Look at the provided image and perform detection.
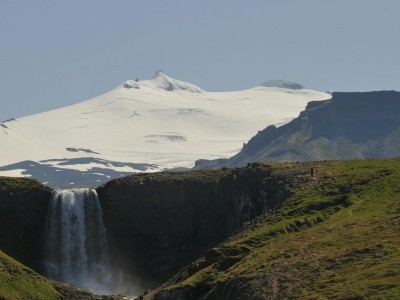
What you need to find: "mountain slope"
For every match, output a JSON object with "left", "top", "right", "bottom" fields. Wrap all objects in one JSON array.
[
  {"left": 0, "top": 250, "right": 60, "bottom": 300},
  {"left": 0, "top": 250, "right": 124, "bottom": 300},
  {"left": 0, "top": 72, "right": 329, "bottom": 187},
  {"left": 148, "top": 159, "right": 400, "bottom": 299},
  {"left": 195, "top": 91, "right": 400, "bottom": 169}
]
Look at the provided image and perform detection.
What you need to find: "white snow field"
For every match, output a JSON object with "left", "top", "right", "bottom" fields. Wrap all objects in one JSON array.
[{"left": 0, "top": 71, "right": 331, "bottom": 187}]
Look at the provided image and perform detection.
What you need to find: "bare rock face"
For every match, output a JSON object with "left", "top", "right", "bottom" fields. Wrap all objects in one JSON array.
[
  {"left": 97, "top": 164, "right": 290, "bottom": 284},
  {"left": 260, "top": 79, "right": 304, "bottom": 90},
  {"left": 195, "top": 91, "right": 400, "bottom": 169},
  {"left": 0, "top": 177, "right": 52, "bottom": 271}
]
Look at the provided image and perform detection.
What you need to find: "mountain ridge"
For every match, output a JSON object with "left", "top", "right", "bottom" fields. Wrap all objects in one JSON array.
[
  {"left": 260, "top": 79, "right": 304, "bottom": 90},
  {"left": 194, "top": 90, "right": 400, "bottom": 169},
  {"left": 122, "top": 71, "right": 204, "bottom": 93},
  {"left": 0, "top": 72, "right": 330, "bottom": 187}
]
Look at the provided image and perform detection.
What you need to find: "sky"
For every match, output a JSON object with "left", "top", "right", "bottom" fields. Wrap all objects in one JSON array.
[{"left": 1, "top": 0, "right": 400, "bottom": 121}]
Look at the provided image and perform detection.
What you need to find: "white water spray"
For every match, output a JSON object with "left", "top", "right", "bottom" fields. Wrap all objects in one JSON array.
[{"left": 44, "top": 188, "right": 112, "bottom": 294}]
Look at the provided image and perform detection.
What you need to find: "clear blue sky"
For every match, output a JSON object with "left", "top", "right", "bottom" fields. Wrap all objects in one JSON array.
[{"left": 1, "top": 0, "right": 399, "bottom": 120}]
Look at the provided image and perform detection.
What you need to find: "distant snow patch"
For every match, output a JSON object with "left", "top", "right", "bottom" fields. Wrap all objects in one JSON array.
[
  {"left": 0, "top": 168, "right": 27, "bottom": 177},
  {"left": 0, "top": 159, "right": 160, "bottom": 188}
]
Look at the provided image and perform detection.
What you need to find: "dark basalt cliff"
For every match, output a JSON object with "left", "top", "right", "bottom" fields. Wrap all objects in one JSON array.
[
  {"left": 195, "top": 91, "right": 400, "bottom": 169},
  {"left": 0, "top": 165, "right": 296, "bottom": 294},
  {"left": 2, "top": 160, "right": 399, "bottom": 299},
  {"left": 147, "top": 159, "right": 400, "bottom": 300},
  {"left": 96, "top": 165, "right": 291, "bottom": 285},
  {"left": 0, "top": 177, "right": 52, "bottom": 272}
]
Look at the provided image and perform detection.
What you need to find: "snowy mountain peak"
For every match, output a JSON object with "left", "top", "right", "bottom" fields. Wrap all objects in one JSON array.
[
  {"left": 123, "top": 71, "right": 204, "bottom": 93},
  {"left": 0, "top": 73, "right": 331, "bottom": 187},
  {"left": 260, "top": 80, "right": 304, "bottom": 90}
]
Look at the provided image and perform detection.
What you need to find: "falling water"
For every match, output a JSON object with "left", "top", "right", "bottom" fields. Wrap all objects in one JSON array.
[{"left": 44, "top": 188, "right": 112, "bottom": 294}]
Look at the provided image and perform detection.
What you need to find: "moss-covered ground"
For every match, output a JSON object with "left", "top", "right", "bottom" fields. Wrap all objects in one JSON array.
[
  {"left": 0, "top": 249, "right": 127, "bottom": 300},
  {"left": 158, "top": 159, "right": 400, "bottom": 299},
  {"left": 0, "top": 250, "right": 60, "bottom": 300}
]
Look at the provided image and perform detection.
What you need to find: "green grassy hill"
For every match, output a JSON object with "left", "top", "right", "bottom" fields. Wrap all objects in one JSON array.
[
  {"left": 151, "top": 159, "right": 400, "bottom": 299},
  {"left": 0, "top": 250, "right": 60, "bottom": 300},
  {"left": 0, "top": 250, "right": 125, "bottom": 300}
]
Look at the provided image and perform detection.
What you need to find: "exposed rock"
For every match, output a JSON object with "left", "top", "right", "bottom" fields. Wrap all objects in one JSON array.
[
  {"left": 150, "top": 159, "right": 400, "bottom": 299},
  {"left": 0, "top": 176, "right": 52, "bottom": 272},
  {"left": 97, "top": 165, "right": 291, "bottom": 285},
  {"left": 195, "top": 91, "right": 400, "bottom": 169},
  {"left": 260, "top": 79, "right": 304, "bottom": 90}
]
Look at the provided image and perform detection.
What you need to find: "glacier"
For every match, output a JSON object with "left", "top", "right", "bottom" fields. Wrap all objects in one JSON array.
[{"left": 0, "top": 71, "right": 331, "bottom": 187}]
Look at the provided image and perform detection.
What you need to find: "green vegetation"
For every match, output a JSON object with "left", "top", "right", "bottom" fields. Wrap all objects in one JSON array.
[
  {"left": 160, "top": 159, "right": 400, "bottom": 299},
  {"left": 0, "top": 250, "right": 125, "bottom": 300},
  {"left": 0, "top": 250, "right": 60, "bottom": 300},
  {"left": 0, "top": 176, "right": 49, "bottom": 192}
]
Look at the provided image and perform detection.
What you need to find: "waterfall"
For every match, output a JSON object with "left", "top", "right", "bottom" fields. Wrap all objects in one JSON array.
[{"left": 44, "top": 188, "right": 112, "bottom": 294}]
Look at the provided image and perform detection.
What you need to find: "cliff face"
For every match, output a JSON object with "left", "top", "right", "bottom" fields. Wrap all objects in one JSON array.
[
  {"left": 149, "top": 159, "right": 400, "bottom": 300},
  {"left": 0, "top": 177, "right": 52, "bottom": 272},
  {"left": 0, "top": 165, "right": 293, "bottom": 291},
  {"left": 97, "top": 165, "right": 291, "bottom": 284},
  {"left": 195, "top": 91, "right": 400, "bottom": 169}
]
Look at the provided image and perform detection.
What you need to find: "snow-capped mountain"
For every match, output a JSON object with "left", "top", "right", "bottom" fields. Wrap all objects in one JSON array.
[
  {"left": 194, "top": 91, "right": 400, "bottom": 169},
  {"left": 0, "top": 71, "right": 331, "bottom": 187}
]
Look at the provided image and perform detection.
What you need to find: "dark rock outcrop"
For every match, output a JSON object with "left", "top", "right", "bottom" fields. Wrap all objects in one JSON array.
[
  {"left": 0, "top": 176, "right": 52, "bottom": 272},
  {"left": 97, "top": 165, "right": 290, "bottom": 285},
  {"left": 195, "top": 91, "right": 400, "bottom": 169}
]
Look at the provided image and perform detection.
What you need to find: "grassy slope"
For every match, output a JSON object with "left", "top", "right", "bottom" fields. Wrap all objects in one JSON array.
[
  {"left": 0, "top": 251, "right": 124, "bottom": 300},
  {"left": 0, "top": 250, "right": 60, "bottom": 300},
  {"left": 156, "top": 159, "right": 400, "bottom": 299}
]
